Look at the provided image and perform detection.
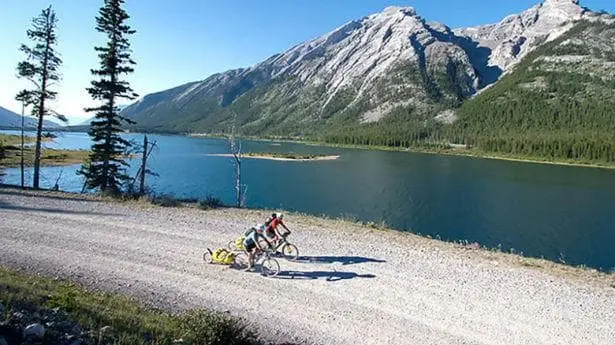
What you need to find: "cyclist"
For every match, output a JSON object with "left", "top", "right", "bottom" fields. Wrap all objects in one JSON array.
[
  {"left": 243, "top": 225, "right": 271, "bottom": 270},
  {"left": 264, "top": 212, "right": 291, "bottom": 246}
]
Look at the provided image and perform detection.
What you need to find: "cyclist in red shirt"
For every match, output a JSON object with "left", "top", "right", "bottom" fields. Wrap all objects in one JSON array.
[{"left": 264, "top": 212, "right": 291, "bottom": 246}]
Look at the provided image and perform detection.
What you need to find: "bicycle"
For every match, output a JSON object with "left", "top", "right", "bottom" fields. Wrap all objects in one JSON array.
[
  {"left": 260, "top": 232, "right": 299, "bottom": 261},
  {"left": 252, "top": 249, "right": 281, "bottom": 277}
]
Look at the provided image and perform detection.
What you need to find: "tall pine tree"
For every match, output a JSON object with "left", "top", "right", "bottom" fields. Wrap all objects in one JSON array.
[
  {"left": 16, "top": 6, "right": 63, "bottom": 189},
  {"left": 79, "top": 0, "right": 138, "bottom": 193}
]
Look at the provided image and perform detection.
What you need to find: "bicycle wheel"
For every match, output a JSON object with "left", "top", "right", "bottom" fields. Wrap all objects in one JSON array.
[
  {"left": 203, "top": 250, "right": 213, "bottom": 264},
  {"left": 227, "top": 240, "right": 237, "bottom": 251},
  {"left": 281, "top": 243, "right": 299, "bottom": 261},
  {"left": 232, "top": 252, "right": 249, "bottom": 270},
  {"left": 260, "top": 258, "right": 280, "bottom": 277}
]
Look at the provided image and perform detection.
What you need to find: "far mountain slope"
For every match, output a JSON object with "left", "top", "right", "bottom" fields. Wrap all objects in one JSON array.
[
  {"left": 0, "top": 106, "right": 62, "bottom": 129},
  {"left": 122, "top": 6, "right": 483, "bottom": 135}
]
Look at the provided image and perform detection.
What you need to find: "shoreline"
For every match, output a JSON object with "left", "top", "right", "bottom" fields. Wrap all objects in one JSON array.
[
  {"left": 301, "top": 141, "right": 615, "bottom": 170},
  {"left": 19, "top": 130, "right": 614, "bottom": 170},
  {"left": 2, "top": 185, "right": 613, "bottom": 280},
  {"left": 190, "top": 133, "right": 615, "bottom": 170}
]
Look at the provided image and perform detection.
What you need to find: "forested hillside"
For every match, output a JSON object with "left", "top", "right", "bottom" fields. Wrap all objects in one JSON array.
[
  {"left": 449, "top": 20, "right": 615, "bottom": 163},
  {"left": 322, "top": 20, "right": 615, "bottom": 164}
]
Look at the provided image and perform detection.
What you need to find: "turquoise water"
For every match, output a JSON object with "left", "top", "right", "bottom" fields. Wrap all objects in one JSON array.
[{"left": 2, "top": 130, "right": 615, "bottom": 271}]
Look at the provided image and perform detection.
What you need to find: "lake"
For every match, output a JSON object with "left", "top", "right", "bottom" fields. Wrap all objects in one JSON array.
[{"left": 2, "top": 130, "right": 615, "bottom": 271}]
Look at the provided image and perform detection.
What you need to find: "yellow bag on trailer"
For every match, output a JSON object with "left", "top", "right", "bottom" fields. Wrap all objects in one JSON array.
[
  {"left": 212, "top": 248, "right": 236, "bottom": 265},
  {"left": 234, "top": 236, "right": 246, "bottom": 251}
]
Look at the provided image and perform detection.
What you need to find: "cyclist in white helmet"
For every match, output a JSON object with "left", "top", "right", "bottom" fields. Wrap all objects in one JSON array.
[
  {"left": 264, "top": 212, "right": 291, "bottom": 246},
  {"left": 243, "top": 225, "right": 271, "bottom": 270}
]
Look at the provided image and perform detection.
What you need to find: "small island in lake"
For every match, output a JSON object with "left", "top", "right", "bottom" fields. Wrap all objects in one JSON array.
[{"left": 208, "top": 152, "right": 340, "bottom": 161}]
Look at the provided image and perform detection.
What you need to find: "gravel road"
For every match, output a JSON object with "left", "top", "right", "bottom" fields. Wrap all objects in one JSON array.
[{"left": 1, "top": 187, "right": 614, "bottom": 345}]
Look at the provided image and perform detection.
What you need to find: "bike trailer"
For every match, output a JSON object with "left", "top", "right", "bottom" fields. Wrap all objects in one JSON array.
[{"left": 212, "top": 248, "right": 236, "bottom": 265}]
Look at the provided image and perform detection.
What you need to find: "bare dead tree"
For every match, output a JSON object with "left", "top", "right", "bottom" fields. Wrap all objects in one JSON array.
[
  {"left": 139, "top": 135, "right": 148, "bottom": 194},
  {"left": 130, "top": 134, "right": 158, "bottom": 195},
  {"left": 229, "top": 126, "right": 243, "bottom": 208}
]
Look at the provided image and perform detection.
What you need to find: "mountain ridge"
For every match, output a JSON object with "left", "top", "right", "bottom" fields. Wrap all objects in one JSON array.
[
  {"left": 122, "top": 5, "right": 483, "bottom": 132},
  {"left": 120, "top": 0, "right": 614, "bottom": 161},
  {"left": 0, "top": 106, "right": 62, "bottom": 129}
]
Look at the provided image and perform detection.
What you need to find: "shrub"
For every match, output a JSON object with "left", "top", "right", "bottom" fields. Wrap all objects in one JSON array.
[
  {"left": 150, "top": 193, "right": 182, "bottom": 207},
  {"left": 180, "top": 310, "right": 258, "bottom": 345},
  {"left": 199, "top": 194, "right": 224, "bottom": 210}
]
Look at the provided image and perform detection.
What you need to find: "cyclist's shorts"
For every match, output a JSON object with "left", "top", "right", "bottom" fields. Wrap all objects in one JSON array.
[{"left": 244, "top": 237, "right": 256, "bottom": 251}]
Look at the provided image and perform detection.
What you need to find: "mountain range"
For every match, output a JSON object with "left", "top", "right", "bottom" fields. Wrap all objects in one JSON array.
[
  {"left": 0, "top": 106, "right": 62, "bottom": 130},
  {"left": 120, "top": 0, "right": 615, "bottom": 162}
]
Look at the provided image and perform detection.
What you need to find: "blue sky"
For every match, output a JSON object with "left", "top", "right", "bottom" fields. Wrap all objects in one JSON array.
[{"left": 1, "top": 0, "right": 614, "bottom": 124}]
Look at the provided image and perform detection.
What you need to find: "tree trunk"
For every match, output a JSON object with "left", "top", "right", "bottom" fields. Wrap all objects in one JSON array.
[
  {"left": 32, "top": 99, "right": 45, "bottom": 189},
  {"left": 102, "top": 97, "right": 114, "bottom": 192},
  {"left": 235, "top": 159, "right": 241, "bottom": 208},
  {"left": 139, "top": 135, "right": 147, "bottom": 194},
  {"left": 20, "top": 101, "right": 25, "bottom": 189}
]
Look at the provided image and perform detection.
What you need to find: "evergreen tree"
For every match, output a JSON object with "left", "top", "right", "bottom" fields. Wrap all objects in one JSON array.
[
  {"left": 16, "top": 6, "right": 63, "bottom": 189},
  {"left": 79, "top": 0, "right": 138, "bottom": 193}
]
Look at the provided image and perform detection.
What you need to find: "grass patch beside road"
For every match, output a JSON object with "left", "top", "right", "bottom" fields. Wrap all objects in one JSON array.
[{"left": 0, "top": 267, "right": 272, "bottom": 345}]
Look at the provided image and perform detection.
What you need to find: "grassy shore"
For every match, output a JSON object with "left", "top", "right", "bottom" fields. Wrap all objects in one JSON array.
[
  {"left": 0, "top": 266, "right": 269, "bottom": 345},
  {"left": 0, "top": 134, "right": 89, "bottom": 168}
]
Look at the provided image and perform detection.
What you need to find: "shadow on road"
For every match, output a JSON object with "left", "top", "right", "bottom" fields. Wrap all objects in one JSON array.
[
  {"left": 295, "top": 255, "right": 386, "bottom": 265},
  {"left": 275, "top": 270, "right": 376, "bottom": 282},
  {"left": 0, "top": 200, "right": 120, "bottom": 217},
  {"left": 0, "top": 186, "right": 101, "bottom": 203}
]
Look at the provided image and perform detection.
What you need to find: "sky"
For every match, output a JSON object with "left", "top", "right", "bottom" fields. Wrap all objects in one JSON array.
[{"left": 1, "top": 0, "right": 614, "bottom": 125}]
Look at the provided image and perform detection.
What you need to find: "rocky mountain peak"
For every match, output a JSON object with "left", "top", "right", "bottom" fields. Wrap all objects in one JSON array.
[
  {"left": 380, "top": 6, "right": 418, "bottom": 17},
  {"left": 453, "top": 0, "right": 588, "bottom": 73},
  {"left": 542, "top": 0, "right": 580, "bottom": 7},
  {"left": 538, "top": 0, "right": 585, "bottom": 20}
]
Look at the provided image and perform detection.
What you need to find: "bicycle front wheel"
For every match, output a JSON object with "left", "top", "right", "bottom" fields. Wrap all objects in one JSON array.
[
  {"left": 260, "top": 258, "right": 280, "bottom": 277},
  {"left": 281, "top": 243, "right": 299, "bottom": 261}
]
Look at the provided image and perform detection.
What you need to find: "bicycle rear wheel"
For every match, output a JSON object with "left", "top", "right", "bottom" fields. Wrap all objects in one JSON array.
[
  {"left": 260, "top": 258, "right": 280, "bottom": 277},
  {"left": 281, "top": 243, "right": 299, "bottom": 261}
]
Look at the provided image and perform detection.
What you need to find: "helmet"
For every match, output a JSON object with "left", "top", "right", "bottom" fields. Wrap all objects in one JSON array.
[
  {"left": 255, "top": 224, "right": 266, "bottom": 233},
  {"left": 276, "top": 212, "right": 284, "bottom": 220}
]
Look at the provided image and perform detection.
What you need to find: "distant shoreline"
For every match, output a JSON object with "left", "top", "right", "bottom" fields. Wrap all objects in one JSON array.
[
  {"left": 193, "top": 133, "right": 615, "bottom": 170},
  {"left": 11, "top": 130, "right": 614, "bottom": 170}
]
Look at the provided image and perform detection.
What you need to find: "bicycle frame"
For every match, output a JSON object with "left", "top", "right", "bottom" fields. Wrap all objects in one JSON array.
[{"left": 269, "top": 232, "right": 291, "bottom": 251}]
